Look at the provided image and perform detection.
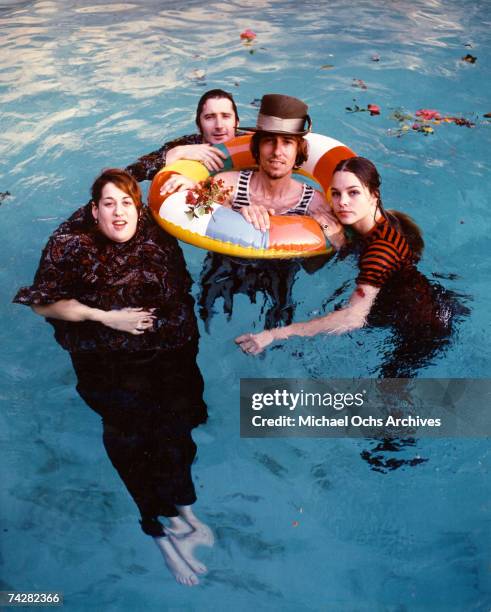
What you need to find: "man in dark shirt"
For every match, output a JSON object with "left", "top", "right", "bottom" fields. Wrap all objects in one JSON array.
[{"left": 125, "top": 88, "right": 240, "bottom": 182}]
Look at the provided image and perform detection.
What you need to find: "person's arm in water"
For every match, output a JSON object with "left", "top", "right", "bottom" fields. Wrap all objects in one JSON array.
[
  {"left": 235, "top": 284, "right": 379, "bottom": 354},
  {"left": 32, "top": 300, "right": 156, "bottom": 336}
]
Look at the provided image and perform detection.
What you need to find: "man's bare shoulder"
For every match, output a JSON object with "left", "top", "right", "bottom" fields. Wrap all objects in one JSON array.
[{"left": 309, "top": 188, "right": 329, "bottom": 212}]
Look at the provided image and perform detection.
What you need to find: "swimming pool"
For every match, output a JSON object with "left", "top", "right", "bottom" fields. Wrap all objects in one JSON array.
[{"left": 1, "top": 0, "right": 490, "bottom": 609}]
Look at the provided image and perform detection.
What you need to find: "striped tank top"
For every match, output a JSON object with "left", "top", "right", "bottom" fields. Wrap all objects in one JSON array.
[{"left": 231, "top": 169, "right": 314, "bottom": 216}]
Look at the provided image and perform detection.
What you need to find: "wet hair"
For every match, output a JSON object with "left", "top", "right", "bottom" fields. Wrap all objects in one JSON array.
[
  {"left": 250, "top": 132, "right": 309, "bottom": 169},
  {"left": 333, "top": 156, "right": 424, "bottom": 259},
  {"left": 334, "top": 157, "right": 382, "bottom": 200},
  {"left": 195, "top": 89, "right": 239, "bottom": 131},
  {"left": 91, "top": 168, "right": 143, "bottom": 209},
  {"left": 384, "top": 210, "right": 425, "bottom": 261}
]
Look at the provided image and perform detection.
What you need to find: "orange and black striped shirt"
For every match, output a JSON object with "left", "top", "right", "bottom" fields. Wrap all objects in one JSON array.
[{"left": 356, "top": 219, "right": 414, "bottom": 288}]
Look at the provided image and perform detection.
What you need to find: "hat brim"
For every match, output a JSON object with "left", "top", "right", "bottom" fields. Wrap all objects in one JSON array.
[
  {"left": 242, "top": 114, "right": 312, "bottom": 137},
  {"left": 241, "top": 127, "right": 311, "bottom": 136}
]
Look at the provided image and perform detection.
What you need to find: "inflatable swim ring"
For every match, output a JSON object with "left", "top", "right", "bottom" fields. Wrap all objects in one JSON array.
[{"left": 148, "top": 133, "right": 355, "bottom": 259}]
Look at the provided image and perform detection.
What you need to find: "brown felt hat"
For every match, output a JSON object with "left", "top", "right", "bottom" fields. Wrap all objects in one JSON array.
[{"left": 244, "top": 93, "right": 312, "bottom": 136}]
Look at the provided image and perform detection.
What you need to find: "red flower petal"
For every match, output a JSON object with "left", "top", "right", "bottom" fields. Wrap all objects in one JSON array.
[
  {"left": 240, "top": 29, "right": 257, "bottom": 40},
  {"left": 367, "top": 104, "right": 380, "bottom": 115}
]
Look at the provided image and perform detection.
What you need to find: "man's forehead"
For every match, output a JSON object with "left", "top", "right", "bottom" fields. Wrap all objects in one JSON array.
[{"left": 200, "top": 97, "right": 234, "bottom": 114}]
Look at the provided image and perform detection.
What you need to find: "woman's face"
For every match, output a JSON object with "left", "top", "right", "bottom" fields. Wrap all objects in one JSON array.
[
  {"left": 91, "top": 182, "right": 139, "bottom": 243},
  {"left": 330, "top": 170, "right": 379, "bottom": 233}
]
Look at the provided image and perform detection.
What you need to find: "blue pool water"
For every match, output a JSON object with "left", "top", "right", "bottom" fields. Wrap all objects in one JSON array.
[{"left": 1, "top": 0, "right": 490, "bottom": 610}]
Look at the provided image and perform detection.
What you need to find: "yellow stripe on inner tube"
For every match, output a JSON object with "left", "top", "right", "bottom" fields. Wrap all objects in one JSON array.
[{"left": 155, "top": 160, "right": 210, "bottom": 182}]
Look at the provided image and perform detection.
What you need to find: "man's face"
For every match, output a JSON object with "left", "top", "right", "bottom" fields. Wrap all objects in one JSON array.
[
  {"left": 258, "top": 134, "right": 298, "bottom": 179},
  {"left": 198, "top": 98, "right": 237, "bottom": 144}
]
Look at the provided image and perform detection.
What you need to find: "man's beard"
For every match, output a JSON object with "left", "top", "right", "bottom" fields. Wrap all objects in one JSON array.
[{"left": 260, "top": 159, "right": 292, "bottom": 180}]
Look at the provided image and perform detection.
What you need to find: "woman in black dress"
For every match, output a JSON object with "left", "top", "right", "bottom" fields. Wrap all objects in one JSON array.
[
  {"left": 236, "top": 157, "right": 467, "bottom": 377},
  {"left": 14, "top": 168, "right": 211, "bottom": 586}
]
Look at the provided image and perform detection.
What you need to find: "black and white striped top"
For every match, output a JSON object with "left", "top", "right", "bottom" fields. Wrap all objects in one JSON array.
[{"left": 231, "top": 170, "right": 314, "bottom": 216}]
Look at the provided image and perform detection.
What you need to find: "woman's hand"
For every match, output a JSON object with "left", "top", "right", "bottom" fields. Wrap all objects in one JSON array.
[
  {"left": 160, "top": 175, "right": 196, "bottom": 196},
  {"left": 99, "top": 307, "right": 157, "bottom": 335},
  {"left": 32, "top": 300, "right": 157, "bottom": 335},
  {"left": 166, "top": 144, "right": 227, "bottom": 172},
  {"left": 235, "top": 330, "right": 275, "bottom": 355},
  {"left": 239, "top": 205, "right": 275, "bottom": 232},
  {"left": 309, "top": 198, "right": 346, "bottom": 250}
]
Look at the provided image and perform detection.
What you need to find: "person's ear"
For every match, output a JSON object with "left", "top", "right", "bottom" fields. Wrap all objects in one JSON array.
[
  {"left": 370, "top": 190, "right": 379, "bottom": 208},
  {"left": 91, "top": 201, "right": 99, "bottom": 222}
]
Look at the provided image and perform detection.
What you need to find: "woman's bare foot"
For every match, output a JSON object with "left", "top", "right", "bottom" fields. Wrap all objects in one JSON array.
[
  {"left": 166, "top": 515, "right": 194, "bottom": 537},
  {"left": 168, "top": 531, "right": 208, "bottom": 575},
  {"left": 175, "top": 505, "right": 215, "bottom": 547},
  {"left": 153, "top": 536, "right": 199, "bottom": 586}
]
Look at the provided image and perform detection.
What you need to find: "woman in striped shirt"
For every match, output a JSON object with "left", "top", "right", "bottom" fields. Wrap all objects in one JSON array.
[{"left": 236, "top": 157, "right": 467, "bottom": 375}]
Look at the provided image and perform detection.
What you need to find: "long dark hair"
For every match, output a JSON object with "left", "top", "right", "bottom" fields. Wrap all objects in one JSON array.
[
  {"left": 195, "top": 89, "right": 239, "bottom": 131},
  {"left": 333, "top": 157, "right": 424, "bottom": 260}
]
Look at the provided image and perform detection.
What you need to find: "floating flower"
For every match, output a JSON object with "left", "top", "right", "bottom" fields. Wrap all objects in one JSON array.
[
  {"left": 352, "top": 78, "right": 368, "bottom": 90},
  {"left": 390, "top": 109, "right": 413, "bottom": 123},
  {"left": 240, "top": 29, "right": 256, "bottom": 41},
  {"left": 412, "top": 123, "right": 434, "bottom": 135},
  {"left": 345, "top": 99, "right": 364, "bottom": 113},
  {"left": 450, "top": 117, "right": 475, "bottom": 128},
  {"left": 367, "top": 104, "right": 380, "bottom": 116},
  {"left": 292, "top": 521, "right": 299, "bottom": 527},
  {"left": 415, "top": 109, "right": 441, "bottom": 121}
]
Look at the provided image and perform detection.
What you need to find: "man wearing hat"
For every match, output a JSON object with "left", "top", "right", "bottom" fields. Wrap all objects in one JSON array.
[
  {"left": 163, "top": 94, "right": 341, "bottom": 331},
  {"left": 162, "top": 93, "right": 338, "bottom": 234},
  {"left": 180, "top": 94, "right": 342, "bottom": 334}
]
